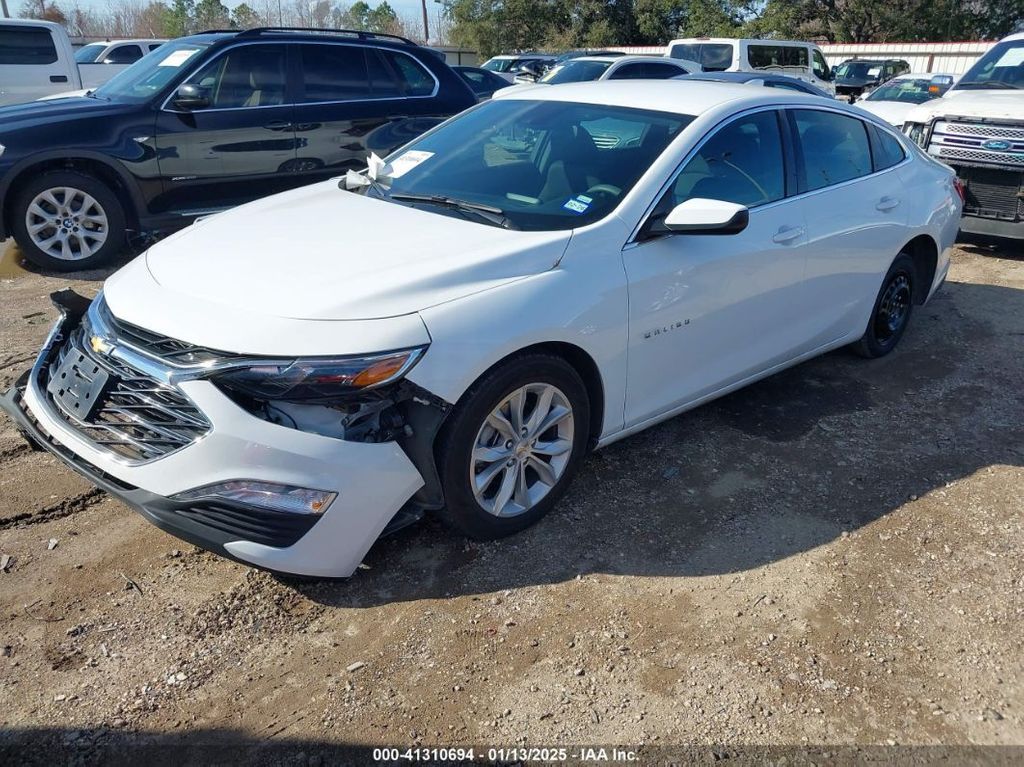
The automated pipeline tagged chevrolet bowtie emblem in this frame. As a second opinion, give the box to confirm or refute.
[89,335,113,355]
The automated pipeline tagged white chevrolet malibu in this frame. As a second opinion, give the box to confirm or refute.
[2,82,962,578]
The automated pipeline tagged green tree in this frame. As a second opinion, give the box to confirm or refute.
[367,1,398,31]
[194,0,229,30]
[231,1,260,28]
[165,0,195,36]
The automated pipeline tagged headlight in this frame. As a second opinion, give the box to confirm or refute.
[903,122,926,147]
[212,347,426,402]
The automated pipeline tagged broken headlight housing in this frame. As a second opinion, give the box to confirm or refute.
[212,347,427,403]
[903,122,927,148]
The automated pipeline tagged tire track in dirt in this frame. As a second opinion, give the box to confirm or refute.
[0,487,105,530]
[0,441,32,464]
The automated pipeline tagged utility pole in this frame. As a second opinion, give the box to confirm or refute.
[420,0,429,44]
[0,0,8,19]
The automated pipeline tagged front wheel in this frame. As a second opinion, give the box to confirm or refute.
[435,354,590,540]
[11,170,127,272]
[852,253,916,358]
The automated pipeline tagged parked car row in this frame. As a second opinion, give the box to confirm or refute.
[0,76,962,577]
[0,18,165,105]
[0,27,478,271]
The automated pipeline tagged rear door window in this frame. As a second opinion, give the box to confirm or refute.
[608,63,647,80]
[792,109,873,191]
[669,43,733,72]
[0,24,57,65]
[748,44,809,71]
[107,44,144,64]
[299,44,371,101]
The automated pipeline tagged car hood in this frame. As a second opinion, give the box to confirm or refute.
[904,91,1024,123]
[0,95,136,130]
[143,180,572,321]
[856,100,916,126]
[835,75,877,87]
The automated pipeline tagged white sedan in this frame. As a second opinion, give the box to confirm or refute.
[1,82,962,577]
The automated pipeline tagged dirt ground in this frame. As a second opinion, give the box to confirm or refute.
[0,239,1022,764]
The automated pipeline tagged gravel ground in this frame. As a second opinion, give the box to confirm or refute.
[0,240,1022,764]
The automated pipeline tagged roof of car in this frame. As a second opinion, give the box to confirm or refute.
[184,27,424,50]
[493,79,835,115]
[839,58,903,64]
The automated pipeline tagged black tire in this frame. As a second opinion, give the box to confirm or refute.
[11,170,127,272]
[852,253,916,358]
[435,353,591,540]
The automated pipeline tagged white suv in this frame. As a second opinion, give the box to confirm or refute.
[2,81,962,578]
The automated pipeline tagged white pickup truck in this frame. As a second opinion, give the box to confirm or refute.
[903,32,1024,241]
[0,18,162,106]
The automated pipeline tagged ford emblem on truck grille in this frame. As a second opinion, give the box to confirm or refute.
[982,139,1013,151]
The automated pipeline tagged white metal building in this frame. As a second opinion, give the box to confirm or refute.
[613,40,997,75]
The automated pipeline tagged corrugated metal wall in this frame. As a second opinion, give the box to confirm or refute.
[821,42,996,74]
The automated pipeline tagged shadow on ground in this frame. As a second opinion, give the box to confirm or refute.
[285,279,1024,607]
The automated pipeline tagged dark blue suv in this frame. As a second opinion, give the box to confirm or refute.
[0,27,476,271]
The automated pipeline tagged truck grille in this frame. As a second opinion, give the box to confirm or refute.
[943,123,1024,141]
[928,120,1024,168]
[44,326,211,462]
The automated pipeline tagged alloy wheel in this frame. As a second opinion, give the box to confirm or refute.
[25,186,109,261]
[470,383,575,518]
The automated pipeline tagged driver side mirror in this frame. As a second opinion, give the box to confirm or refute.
[172,83,210,111]
[663,198,749,235]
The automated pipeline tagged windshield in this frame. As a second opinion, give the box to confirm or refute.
[74,43,106,64]
[482,57,514,73]
[866,78,939,104]
[360,99,692,231]
[956,40,1024,89]
[834,62,881,79]
[539,60,612,83]
[92,40,210,102]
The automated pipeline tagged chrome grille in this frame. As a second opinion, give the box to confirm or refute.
[934,147,1024,166]
[45,327,211,462]
[943,123,1024,140]
[95,297,223,366]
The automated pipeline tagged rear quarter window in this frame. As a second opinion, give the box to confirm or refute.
[380,50,436,96]
[793,109,873,191]
[870,125,907,171]
[0,25,58,65]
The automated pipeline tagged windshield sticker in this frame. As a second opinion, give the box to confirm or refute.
[507,192,540,205]
[995,48,1024,68]
[563,195,593,214]
[388,150,434,178]
[867,67,881,76]
[158,49,200,67]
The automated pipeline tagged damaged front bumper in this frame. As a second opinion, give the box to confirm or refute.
[0,291,430,578]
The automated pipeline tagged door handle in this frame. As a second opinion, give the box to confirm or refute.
[876,196,901,211]
[772,225,805,244]
[49,75,68,83]
[263,121,293,131]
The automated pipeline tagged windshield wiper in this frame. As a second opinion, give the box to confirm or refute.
[957,81,1021,90]
[388,192,518,229]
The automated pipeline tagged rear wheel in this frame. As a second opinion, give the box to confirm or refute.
[435,354,590,540]
[11,170,126,272]
[852,253,915,358]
